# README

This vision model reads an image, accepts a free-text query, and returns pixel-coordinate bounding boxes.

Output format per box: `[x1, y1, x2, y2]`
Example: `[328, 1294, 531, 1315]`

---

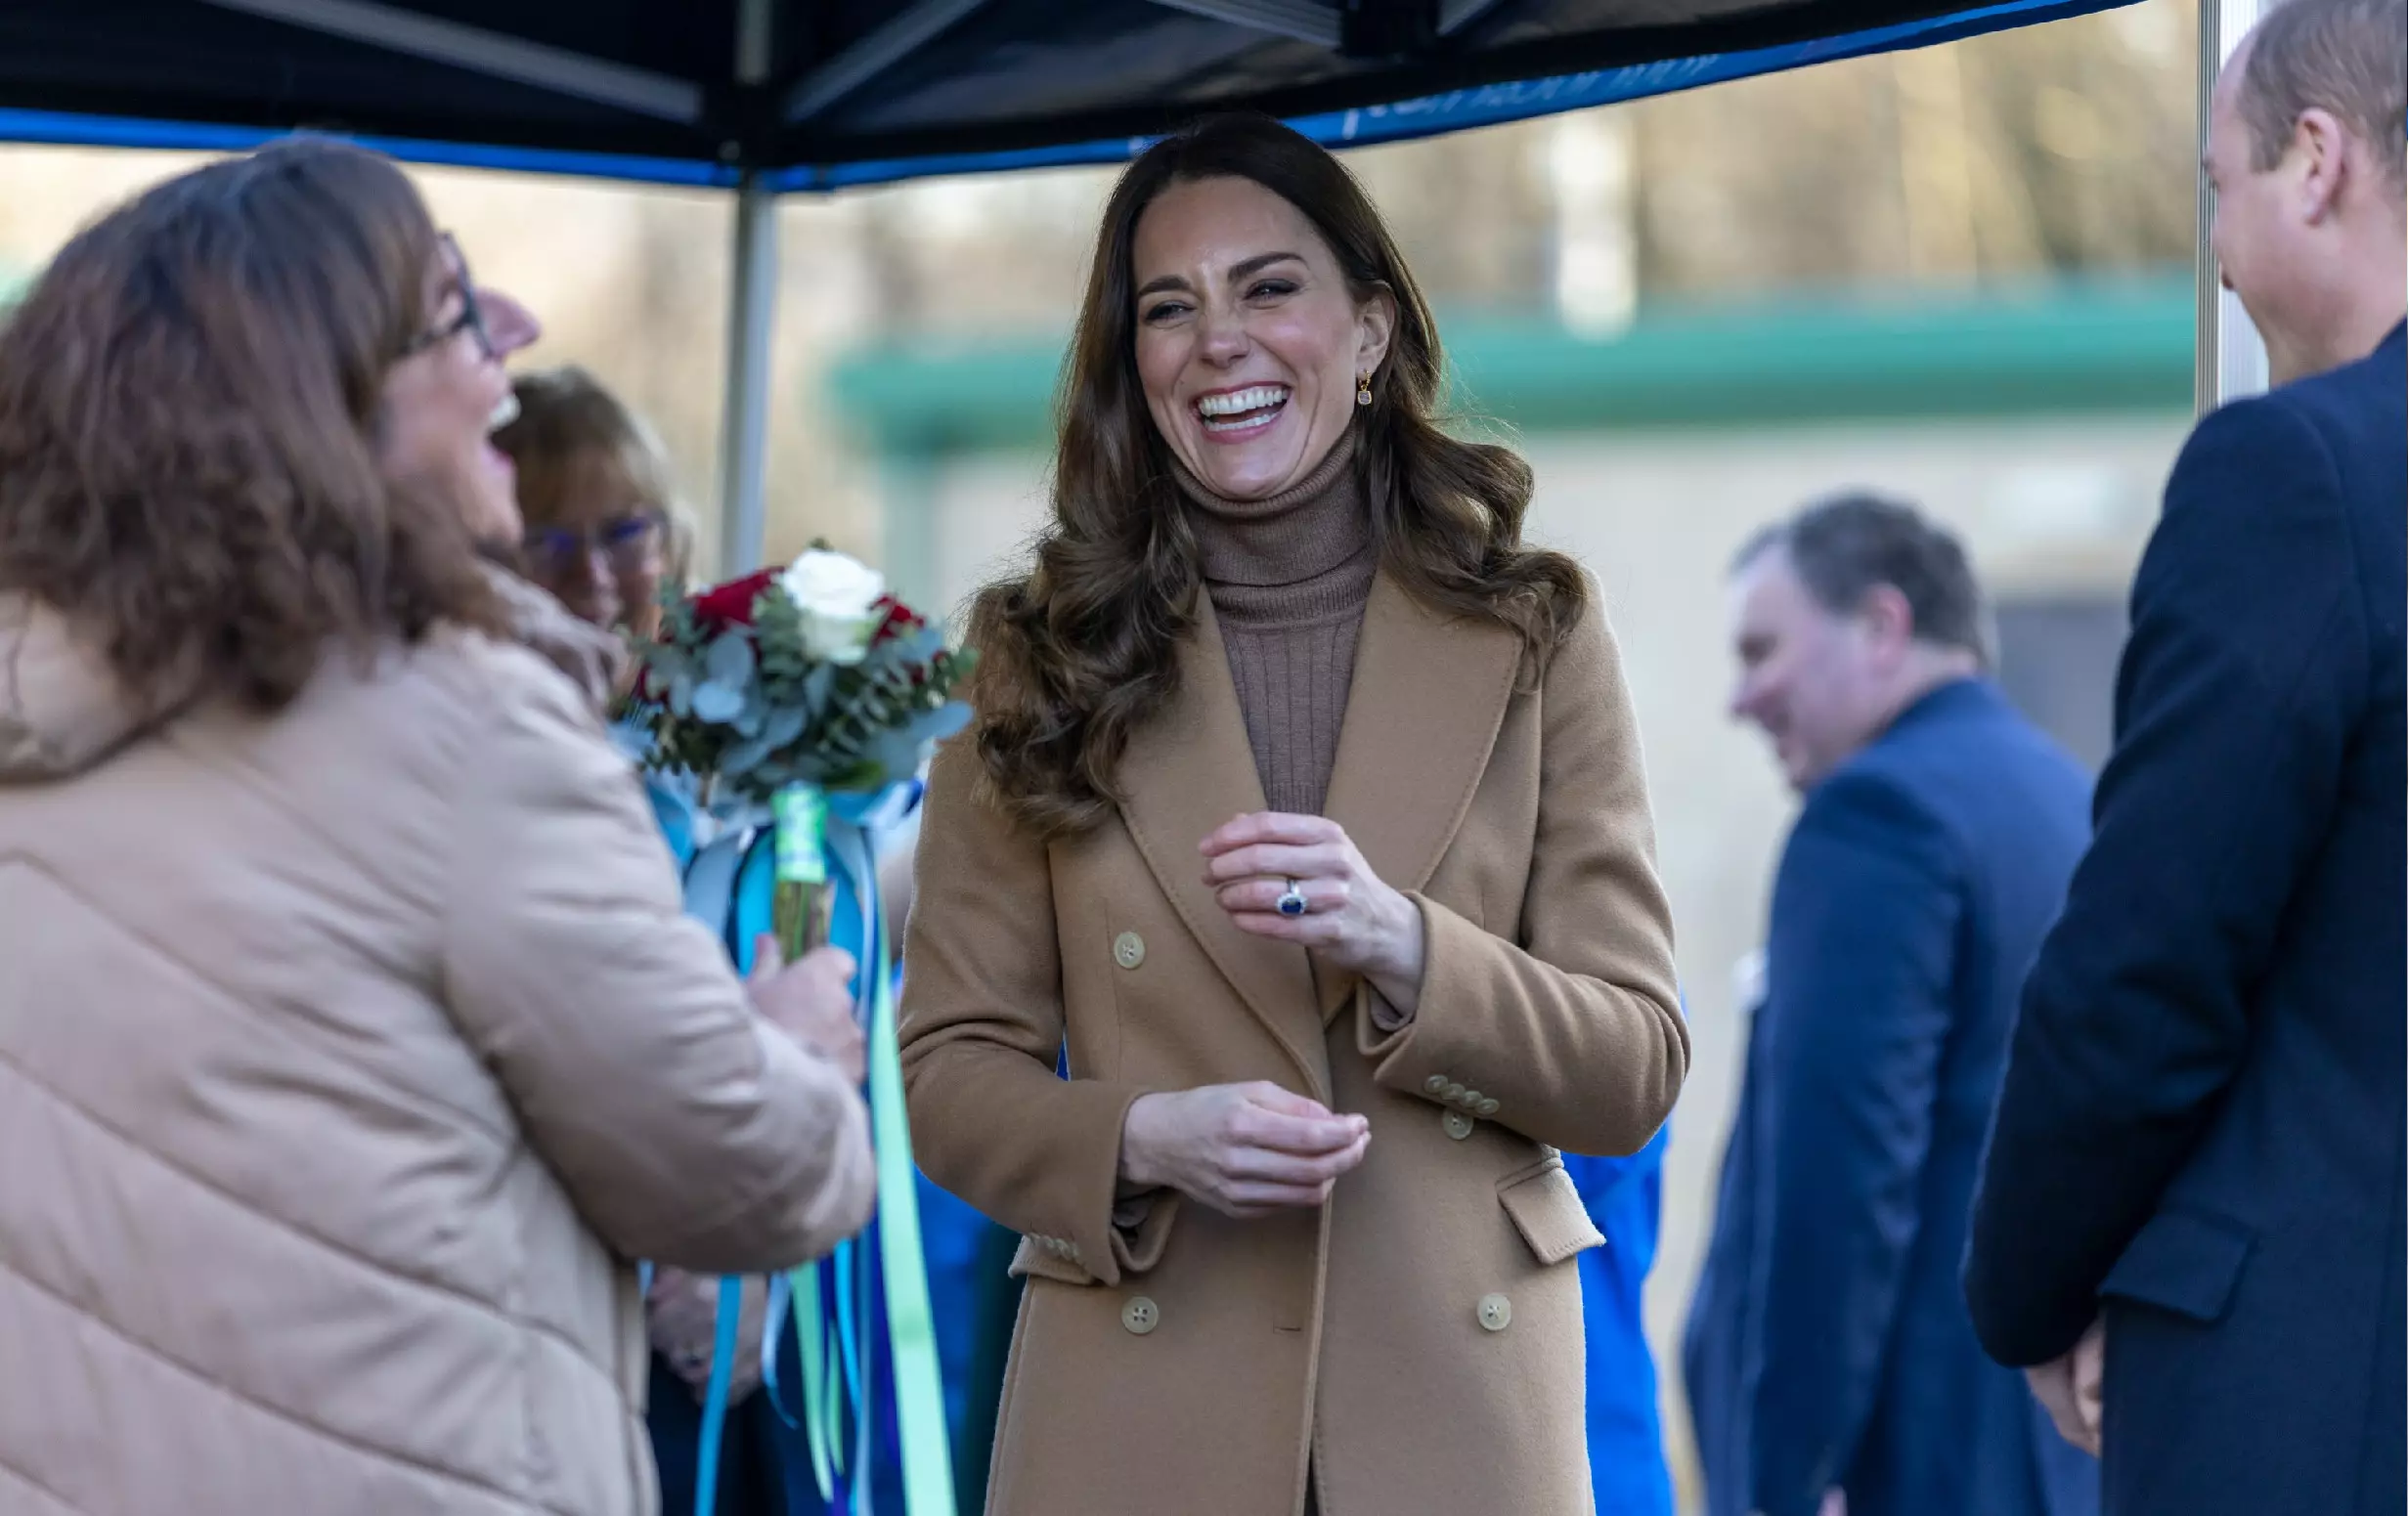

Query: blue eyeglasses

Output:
[521, 510, 666, 574]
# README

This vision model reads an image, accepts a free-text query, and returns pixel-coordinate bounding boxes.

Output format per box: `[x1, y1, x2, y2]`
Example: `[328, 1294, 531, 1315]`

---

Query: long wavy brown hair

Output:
[969, 114, 1589, 838]
[0, 138, 503, 715]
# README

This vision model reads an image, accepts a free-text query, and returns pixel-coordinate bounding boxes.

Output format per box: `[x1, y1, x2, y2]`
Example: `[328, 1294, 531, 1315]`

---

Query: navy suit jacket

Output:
[1966, 324, 2407, 1516]
[1686, 678, 2100, 1516]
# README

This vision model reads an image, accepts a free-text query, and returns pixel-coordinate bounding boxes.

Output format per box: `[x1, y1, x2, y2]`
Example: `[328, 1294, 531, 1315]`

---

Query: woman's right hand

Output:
[747, 937, 866, 1086]
[1119, 1083, 1370, 1218]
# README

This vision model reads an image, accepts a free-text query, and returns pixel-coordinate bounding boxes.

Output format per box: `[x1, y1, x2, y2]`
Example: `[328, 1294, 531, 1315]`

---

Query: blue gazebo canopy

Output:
[0, 0, 2130, 190]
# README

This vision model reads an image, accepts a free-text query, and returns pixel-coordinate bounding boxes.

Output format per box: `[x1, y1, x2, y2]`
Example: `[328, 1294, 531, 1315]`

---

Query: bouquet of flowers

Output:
[631, 545, 975, 958]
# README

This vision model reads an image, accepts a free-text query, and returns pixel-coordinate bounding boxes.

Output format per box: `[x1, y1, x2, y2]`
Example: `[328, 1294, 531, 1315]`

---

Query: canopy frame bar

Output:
[785, 0, 996, 124]
[196, 0, 705, 121]
[1146, 0, 1343, 47]
[1439, 0, 1510, 33]
[719, 0, 781, 575]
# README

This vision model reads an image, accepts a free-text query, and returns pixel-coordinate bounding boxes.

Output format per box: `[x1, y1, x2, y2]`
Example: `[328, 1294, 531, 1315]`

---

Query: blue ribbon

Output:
[692, 1277, 745, 1516]
[669, 780, 953, 1516]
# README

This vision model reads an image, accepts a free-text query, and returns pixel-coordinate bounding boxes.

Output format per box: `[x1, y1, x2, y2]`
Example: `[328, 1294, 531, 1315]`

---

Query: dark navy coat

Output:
[1966, 323, 2407, 1516]
[1687, 678, 2101, 1516]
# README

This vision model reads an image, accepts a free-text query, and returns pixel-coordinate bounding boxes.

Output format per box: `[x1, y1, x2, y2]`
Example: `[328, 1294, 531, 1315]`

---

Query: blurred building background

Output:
[0, 1, 2198, 1506]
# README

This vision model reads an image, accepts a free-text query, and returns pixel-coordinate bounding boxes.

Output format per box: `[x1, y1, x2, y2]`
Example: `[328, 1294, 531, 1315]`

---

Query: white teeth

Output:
[1195, 385, 1290, 420]
[488, 393, 521, 432]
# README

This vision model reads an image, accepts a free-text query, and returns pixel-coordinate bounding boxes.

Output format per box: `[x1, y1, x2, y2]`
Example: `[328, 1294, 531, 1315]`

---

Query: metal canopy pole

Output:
[717, 0, 779, 575]
[2196, 0, 2269, 413]
[718, 173, 778, 574]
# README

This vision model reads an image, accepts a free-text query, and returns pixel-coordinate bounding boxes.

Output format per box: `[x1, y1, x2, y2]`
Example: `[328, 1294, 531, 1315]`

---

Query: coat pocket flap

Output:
[1498, 1159, 1604, 1266]
[2099, 1209, 2254, 1323]
[1007, 1234, 1096, 1287]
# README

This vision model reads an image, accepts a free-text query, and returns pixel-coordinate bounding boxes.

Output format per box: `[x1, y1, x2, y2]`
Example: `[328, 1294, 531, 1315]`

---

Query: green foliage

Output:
[629, 584, 977, 803]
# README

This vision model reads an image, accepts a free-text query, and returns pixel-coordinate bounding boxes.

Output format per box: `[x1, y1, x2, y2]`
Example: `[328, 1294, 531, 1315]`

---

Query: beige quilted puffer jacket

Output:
[0, 581, 876, 1516]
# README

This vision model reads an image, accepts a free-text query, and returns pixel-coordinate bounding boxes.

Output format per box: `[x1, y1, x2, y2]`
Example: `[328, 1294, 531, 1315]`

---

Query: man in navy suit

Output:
[1687, 496, 2099, 1516]
[1963, 1, 2406, 1512]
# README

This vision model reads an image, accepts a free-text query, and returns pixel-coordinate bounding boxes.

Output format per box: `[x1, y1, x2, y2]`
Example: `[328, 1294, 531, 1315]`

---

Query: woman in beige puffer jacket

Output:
[0, 142, 877, 1516]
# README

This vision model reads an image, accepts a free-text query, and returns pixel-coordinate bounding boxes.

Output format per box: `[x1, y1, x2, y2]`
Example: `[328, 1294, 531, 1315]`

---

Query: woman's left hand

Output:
[1202, 812, 1426, 1011]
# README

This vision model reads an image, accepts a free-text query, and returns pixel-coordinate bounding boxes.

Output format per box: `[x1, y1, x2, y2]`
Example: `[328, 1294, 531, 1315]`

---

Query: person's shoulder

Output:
[1774, 765, 1956, 906]
[395, 624, 590, 718]
[343, 628, 612, 798]
[1902, 679, 2084, 783]
[1791, 752, 1952, 867]
[2174, 385, 2336, 503]
[2148, 388, 2361, 588]
[2274, 325, 2406, 432]
[2181, 331, 2403, 502]
[1535, 567, 1616, 679]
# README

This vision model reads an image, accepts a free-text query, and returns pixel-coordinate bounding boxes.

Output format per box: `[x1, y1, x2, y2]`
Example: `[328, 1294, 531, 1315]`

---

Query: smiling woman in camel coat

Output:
[900, 570, 1686, 1515]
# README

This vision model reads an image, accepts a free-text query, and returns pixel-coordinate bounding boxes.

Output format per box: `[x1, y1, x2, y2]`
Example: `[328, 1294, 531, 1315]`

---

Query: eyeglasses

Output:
[522, 510, 666, 575]
[401, 233, 494, 361]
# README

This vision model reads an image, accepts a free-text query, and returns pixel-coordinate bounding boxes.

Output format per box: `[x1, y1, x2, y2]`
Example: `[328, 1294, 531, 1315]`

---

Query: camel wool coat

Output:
[899, 572, 1688, 1516]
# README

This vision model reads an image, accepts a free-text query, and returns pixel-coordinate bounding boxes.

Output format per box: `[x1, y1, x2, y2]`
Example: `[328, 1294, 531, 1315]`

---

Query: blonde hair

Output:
[495, 366, 699, 593]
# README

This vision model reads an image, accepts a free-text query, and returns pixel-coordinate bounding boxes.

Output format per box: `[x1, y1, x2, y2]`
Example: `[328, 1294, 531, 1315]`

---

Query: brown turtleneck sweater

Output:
[1176, 433, 1376, 817]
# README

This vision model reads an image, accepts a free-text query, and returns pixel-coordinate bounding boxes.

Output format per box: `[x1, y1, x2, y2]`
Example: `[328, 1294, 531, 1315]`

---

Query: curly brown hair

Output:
[0, 137, 503, 715]
[969, 114, 1589, 839]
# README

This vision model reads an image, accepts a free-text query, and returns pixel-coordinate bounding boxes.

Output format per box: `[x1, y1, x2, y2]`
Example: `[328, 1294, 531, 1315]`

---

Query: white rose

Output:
[778, 548, 888, 666]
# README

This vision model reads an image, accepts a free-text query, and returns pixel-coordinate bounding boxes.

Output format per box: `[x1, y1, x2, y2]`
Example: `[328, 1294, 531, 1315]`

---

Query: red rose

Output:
[871, 594, 926, 643]
[691, 568, 780, 628]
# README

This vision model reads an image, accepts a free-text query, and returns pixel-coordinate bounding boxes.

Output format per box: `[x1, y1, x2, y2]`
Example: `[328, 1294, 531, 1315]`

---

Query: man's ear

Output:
[2292, 107, 2349, 225]
[1858, 584, 1918, 660]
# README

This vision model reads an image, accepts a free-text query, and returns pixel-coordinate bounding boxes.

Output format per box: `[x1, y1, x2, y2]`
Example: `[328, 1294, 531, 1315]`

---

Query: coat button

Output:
[1442, 1082, 1467, 1104]
[1442, 1110, 1475, 1141]
[1423, 1074, 1448, 1095]
[1113, 931, 1146, 970]
[1476, 1097, 1500, 1116]
[1477, 1293, 1512, 1332]
[1121, 1295, 1160, 1335]
[1459, 1088, 1485, 1109]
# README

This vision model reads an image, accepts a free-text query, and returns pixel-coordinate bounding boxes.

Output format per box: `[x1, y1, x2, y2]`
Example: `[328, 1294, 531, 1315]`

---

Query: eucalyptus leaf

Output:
[920, 703, 973, 741]
[691, 681, 745, 723]
[870, 730, 925, 783]
[705, 628, 757, 688]
[761, 706, 808, 751]
[721, 733, 774, 774]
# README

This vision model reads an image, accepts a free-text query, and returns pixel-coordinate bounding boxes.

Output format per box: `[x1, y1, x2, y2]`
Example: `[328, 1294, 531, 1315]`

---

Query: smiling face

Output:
[1129, 175, 1394, 500]
[1727, 547, 1897, 793]
[374, 242, 529, 547]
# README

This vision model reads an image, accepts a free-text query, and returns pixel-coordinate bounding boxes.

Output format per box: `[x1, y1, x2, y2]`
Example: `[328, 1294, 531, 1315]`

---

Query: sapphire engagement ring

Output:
[1276, 879, 1310, 917]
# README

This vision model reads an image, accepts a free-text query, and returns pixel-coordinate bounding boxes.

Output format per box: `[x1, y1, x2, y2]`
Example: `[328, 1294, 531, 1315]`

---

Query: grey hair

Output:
[1732, 491, 1997, 669]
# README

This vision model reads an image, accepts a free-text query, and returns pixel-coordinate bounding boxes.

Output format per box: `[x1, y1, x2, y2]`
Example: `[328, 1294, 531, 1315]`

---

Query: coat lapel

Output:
[1116, 595, 1329, 1099]
[1318, 574, 1523, 1019]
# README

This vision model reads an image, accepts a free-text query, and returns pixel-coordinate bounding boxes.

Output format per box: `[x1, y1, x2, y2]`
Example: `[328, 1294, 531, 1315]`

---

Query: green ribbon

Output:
[863, 918, 956, 1516]
[784, 817, 954, 1514]
[790, 1255, 842, 1499]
